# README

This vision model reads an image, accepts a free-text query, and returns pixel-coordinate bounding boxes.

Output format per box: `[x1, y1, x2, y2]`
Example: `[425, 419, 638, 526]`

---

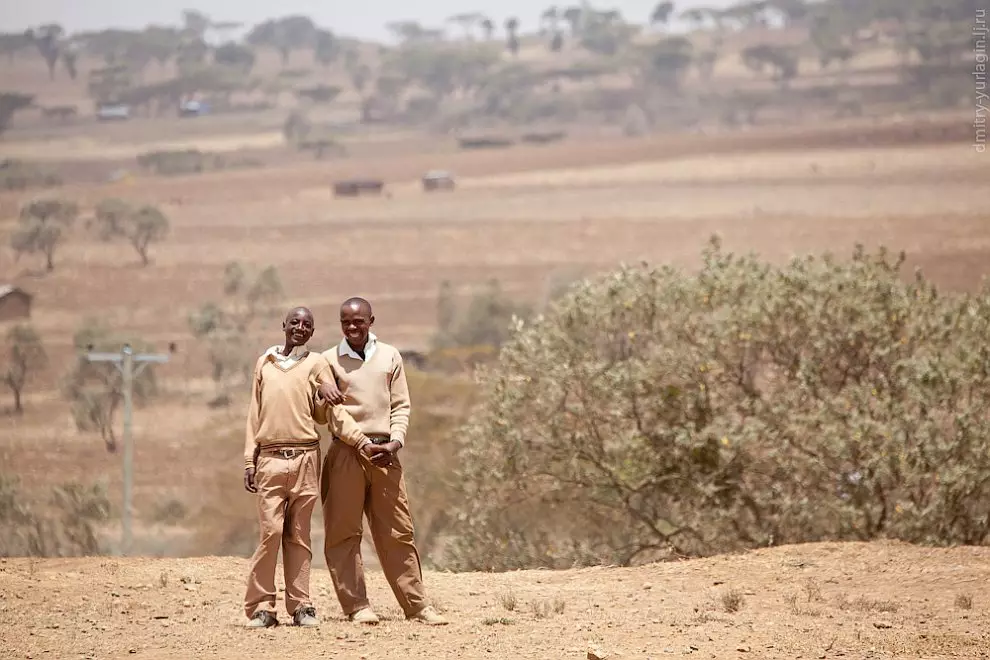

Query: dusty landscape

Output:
[2, 2, 989, 656]
[2, 542, 988, 659]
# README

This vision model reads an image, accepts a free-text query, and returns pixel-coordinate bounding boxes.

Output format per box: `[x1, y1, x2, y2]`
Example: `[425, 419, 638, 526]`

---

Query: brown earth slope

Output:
[1, 542, 987, 659]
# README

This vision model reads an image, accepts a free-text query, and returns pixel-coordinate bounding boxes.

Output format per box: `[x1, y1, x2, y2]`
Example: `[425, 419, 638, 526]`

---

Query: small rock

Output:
[873, 621, 892, 629]
[643, 583, 653, 590]
[588, 644, 609, 660]
[181, 600, 192, 608]
[736, 646, 750, 653]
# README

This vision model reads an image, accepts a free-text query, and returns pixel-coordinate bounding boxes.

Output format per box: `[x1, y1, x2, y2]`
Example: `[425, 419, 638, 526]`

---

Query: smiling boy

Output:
[242, 306, 370, 628]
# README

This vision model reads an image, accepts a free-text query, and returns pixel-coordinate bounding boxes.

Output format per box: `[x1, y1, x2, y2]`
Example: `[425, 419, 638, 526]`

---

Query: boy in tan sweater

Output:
[319, 297, 447, 626]
[243, 306, 370, 629]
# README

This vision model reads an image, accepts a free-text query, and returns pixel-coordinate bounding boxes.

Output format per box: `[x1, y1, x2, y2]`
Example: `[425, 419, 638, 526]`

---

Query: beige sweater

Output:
[322, 340, 411, 444]
[244, 351, 368, 468]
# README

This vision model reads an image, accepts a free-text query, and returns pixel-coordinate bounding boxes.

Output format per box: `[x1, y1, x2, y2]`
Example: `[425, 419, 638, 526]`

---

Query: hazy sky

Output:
[2, 0, 736, 42]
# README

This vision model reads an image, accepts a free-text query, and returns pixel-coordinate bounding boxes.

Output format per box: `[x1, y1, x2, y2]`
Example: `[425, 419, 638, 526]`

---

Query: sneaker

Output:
[293, 606, 319, 627]
[348, 607, 380, 624]
[407, 606, 448, 625]
[246, 610, 278, 628]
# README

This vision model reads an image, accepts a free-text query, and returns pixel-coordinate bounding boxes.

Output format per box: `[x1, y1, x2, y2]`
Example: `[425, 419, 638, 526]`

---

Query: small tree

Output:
[91, 198, 170, 266]
[651, 1, 676, 28]
[214, 42, 255, 73]
[10, 198, 78, 272]
[28, 24, 63, 80]
[0, 92, 34, 135]
[63, 320, 157, 453]
[2, 325, 46, 414]
[189, 262, 283, 404]
[505, 18, 520, 56]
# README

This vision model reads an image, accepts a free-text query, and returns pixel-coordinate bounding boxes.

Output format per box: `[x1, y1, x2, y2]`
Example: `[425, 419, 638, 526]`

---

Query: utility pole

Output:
[84, 343, 171, 556]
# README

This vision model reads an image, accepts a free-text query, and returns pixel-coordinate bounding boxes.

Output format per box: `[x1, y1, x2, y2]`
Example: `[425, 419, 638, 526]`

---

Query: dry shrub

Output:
[443, 237, 990, 571]
[0, 473, 110, 557]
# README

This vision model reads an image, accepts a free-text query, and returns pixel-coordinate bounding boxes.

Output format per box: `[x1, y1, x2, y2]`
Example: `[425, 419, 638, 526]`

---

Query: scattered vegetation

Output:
[432, 279, 532, 351]
[0, 473, 110, 557]
[9, 198, 78, 273]
[720, 589, 746, 613]
[0, 159, 61, 192]
[136, 149, 263, 176]
[2, 324, 46, 415]
[91, 198, 170, 266]
[62, 320, 158, 453]
[498, 589, 518, 611]
[188, 262, 283, 406]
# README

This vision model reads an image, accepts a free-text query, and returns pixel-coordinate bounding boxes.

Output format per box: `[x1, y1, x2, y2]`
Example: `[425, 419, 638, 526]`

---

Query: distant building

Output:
[0, 285, 31, 322]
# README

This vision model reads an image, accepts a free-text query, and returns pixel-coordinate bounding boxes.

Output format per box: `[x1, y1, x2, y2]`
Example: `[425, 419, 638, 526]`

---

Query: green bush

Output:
[442, 237, 990, 571]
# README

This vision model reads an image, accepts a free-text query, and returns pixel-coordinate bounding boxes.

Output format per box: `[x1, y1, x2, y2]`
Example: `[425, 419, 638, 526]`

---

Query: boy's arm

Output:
[244, 356, 265, 470]
[312, 360, 370, 451]
[388, 352, 411, 447]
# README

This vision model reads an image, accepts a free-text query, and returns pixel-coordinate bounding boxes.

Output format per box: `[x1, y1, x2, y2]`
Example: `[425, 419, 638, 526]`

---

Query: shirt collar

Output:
[338, 333, 377, 361]
[265, 344, 309, 360]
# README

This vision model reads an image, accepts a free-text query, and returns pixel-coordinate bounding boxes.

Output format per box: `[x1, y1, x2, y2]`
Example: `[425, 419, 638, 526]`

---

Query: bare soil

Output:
[1, 542, 987, 659]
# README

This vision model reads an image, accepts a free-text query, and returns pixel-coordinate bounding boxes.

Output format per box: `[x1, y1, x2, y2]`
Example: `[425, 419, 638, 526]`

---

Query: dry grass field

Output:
[0, 46, 988, 656]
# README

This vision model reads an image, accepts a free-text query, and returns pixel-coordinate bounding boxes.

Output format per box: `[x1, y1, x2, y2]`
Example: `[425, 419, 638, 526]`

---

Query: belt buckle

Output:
[279, 448, 299, 459]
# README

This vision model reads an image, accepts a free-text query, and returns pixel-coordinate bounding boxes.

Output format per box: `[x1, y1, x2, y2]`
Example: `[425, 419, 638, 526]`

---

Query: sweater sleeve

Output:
[327, 405, 370, 450]
[389, 351, 411, 446]
[244, 356, 265, 469]
[313, 357, 370, 450]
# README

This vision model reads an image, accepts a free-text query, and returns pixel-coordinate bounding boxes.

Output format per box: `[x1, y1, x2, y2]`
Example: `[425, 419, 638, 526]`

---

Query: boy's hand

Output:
[244, 467, 258, 493]
[370, 441, 401, 467]
[360, 443, 387, 459]
[318, 381, 345, 406]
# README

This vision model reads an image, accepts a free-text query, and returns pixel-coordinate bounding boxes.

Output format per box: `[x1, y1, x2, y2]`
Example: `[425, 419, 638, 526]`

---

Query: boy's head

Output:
[283, 307, 315, 348]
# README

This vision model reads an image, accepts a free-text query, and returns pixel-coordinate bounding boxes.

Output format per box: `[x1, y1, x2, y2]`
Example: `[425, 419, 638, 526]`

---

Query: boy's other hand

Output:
[244, 467, 258, 493]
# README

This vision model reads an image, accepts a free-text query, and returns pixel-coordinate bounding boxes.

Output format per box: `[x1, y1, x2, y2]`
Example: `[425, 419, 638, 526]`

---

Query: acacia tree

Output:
[10, 198, 78, 272]
[2, 325, 46, 414]
[28, 24, 63, 80]
[91, 199, 170, 266]
[247, 16, 317, 66]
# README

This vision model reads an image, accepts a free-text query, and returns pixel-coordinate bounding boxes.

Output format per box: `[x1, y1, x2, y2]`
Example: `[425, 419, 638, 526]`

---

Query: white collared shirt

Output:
[338, 333, 377, 361]
[264, 344, 309, 368]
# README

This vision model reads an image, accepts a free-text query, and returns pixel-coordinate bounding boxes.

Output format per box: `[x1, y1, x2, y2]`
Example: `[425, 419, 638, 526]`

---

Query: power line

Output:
[84, 343, 171, 556]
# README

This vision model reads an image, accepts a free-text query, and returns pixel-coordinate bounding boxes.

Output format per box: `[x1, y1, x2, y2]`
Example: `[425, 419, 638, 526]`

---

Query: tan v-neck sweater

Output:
[322, 340, 411, 444]
[243, 350, 368, 468]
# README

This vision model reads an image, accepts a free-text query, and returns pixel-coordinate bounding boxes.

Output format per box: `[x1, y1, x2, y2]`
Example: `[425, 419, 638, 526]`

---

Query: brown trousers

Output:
[320, 441, 427, 617]
[244, 448, 320, 619]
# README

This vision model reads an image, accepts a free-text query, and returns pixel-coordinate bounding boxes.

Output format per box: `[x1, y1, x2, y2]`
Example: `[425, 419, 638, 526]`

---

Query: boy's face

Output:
[283, 309, 315, 347]
[340, 304, 373, 347]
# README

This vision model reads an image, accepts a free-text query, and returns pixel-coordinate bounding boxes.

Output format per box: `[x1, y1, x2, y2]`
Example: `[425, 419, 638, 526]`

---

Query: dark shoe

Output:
[293, 605, 319, 627]
[246, 610, 278, 628]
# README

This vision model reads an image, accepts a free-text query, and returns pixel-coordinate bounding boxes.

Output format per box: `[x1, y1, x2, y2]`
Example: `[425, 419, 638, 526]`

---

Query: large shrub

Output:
[443, 237, 990, 571]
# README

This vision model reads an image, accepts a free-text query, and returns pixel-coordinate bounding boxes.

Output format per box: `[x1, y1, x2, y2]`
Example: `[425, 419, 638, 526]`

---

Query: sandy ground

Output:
[0, 542, 987, 659]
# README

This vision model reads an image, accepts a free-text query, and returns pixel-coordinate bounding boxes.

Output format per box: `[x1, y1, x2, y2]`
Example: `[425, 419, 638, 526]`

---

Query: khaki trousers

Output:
[244, 448, 320, 619]
[320, 441, 427, 617]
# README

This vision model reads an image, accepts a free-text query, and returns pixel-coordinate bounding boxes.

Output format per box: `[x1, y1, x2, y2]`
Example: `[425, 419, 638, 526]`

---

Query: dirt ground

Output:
[0, 541, 987, 659]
